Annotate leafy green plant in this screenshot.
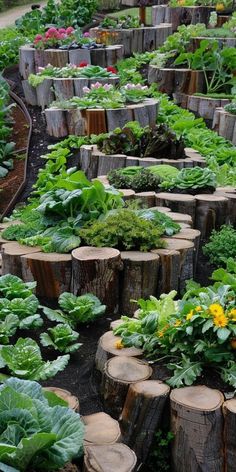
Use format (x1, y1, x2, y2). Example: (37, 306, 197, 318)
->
(108, 167, 161, 192)
(100, 14, 140, 29)
(147, 429, 174, 472)
(0, 377, 84, 471)
(80, 208, 166, 251)
(203, 225, 236, 267)
(0, 275, 36, 300)
(0, 294, 43, 330)
(161, 166, 216, 192)
(0, 77, 15, 179)
(224, 101, 236, 115)
(40, 324, 81, 353)
(43, 292, 106, 327)
(0, 338, 69, 381)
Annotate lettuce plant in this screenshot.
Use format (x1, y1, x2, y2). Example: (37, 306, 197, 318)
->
(0, 295, 43, 330)
(0, 275, 36, 300)
(0, 338, 69, 381)
(40, 324, 82, 353)
(0, 377, 84, 471)
(43, 293, 106, 327)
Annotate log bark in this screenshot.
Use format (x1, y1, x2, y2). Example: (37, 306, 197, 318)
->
(170, 385, 224, 472)
(22, 80, 37, 106)
(20, 252, 72, 299)
(156, 192, 196, 222)
(95, 331, 143, 373)
(172, 228, 200, 275)
(105, 45, 124, 65)
(151, 248, 180, 295)
(83, 444, 137, 472)
(53, 78, 75, 100)
(195, 195, 229, 240)
(169, 6, 213, 32)
(80, 145, 99, 180)
(106, 108, 133, 132)
(97, 154, 126, 177)
(102, 356, 152, 419)
(198, 97, 221, 120)
(1, 243, 41, 279)
(134, 191, 156, 208)
(66, 109, 85, 136)
(69, 48, 91, 65)
(86, 109, 107, 136)
(219, 112, 236, 142)
(187, 70, 206, 95)
(45, 108, 68, 138)
(161, 237, 195, 292)
(90, 48, 107, 68)
(83, 412, 121, 446)
(44, 49, 69, 68)
(148, 66, 175, 94)
(43, 387, 79, 411)
(120, 251, 160, 315)
(121, 380, 170, 463)
(19, 46, 35, 79)
(74, 78, 89, 97)
(71, 247, 122, 314)
(152, 5, 168, 25)
(223, 399, 236, 472)
(155, 23, 172, 48)
(36, 79, 54, 109)
(174, 69, 191, 94)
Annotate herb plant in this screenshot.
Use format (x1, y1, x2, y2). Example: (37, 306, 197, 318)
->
(40, 324, 81, 353)
(0, 377, 84, 471)
(203, 225, 236, 267)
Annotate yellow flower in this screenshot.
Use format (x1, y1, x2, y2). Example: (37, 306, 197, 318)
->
(195, 306, 202, 312)
(174, 320, 182, 327)
(216, 2, 225, 11)
(115, 340, 124, 350)
(228, 308, 236, 321)
(213, 314, 228, 328)
(209, 303, 224, 317)
(158, 330, 164, 338)
(186, 310, 194, 321)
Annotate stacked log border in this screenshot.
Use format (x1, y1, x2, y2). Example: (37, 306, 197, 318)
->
(44, 98, 159, 138)
(173, 93, 231, 120)
(89, 25, 172, 57)
(95, 329, 236, 471)
(148, 66, 206, 95)
(19, 44, 124, 79)
(152, 5, 214, 29)
(79, 144, 206, 180)
(212, 107, 236, 145)
(189, 36, 236, 52)
(22, 76, 120, 109)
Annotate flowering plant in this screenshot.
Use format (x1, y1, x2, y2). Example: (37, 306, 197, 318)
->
(33, 27, 95, 50)
(121, 83, 150, 103)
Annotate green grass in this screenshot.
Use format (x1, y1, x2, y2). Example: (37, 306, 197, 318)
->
(110, 7, 152, 25)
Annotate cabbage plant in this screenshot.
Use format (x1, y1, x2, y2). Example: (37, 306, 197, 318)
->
(40, 324, 82, 353)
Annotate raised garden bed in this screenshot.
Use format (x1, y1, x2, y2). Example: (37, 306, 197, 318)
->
(189, 36, 236, 52)
(89, 25, 172, 56)
(152, 5, 214, 30)
(44, 98, 159, 138)
(148, 66, 206, 95)
(19, 44, 124, 79)
(212, 107, 236, 144)
(174, 93, 231, 120)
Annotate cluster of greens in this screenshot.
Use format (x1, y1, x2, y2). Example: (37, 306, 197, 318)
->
(0, 377, 84, 472)
(0, 76, 15, 179)
(224, 101, 236, 115)
(107, 165, 179, 192)
(114, 259, 236, 388)
(161, 166, 217, 193)
(203, 225, 236, 267)
(100, 15, 140, 29)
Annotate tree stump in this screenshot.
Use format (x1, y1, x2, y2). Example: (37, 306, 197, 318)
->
(36, 79, 54, 109)
(223, 398, 236, 472)
(170, 385, 224, 472)
(95, 331, 143, 373)
(1, 243, 41, 279)
(134, 191, 156, 208)
(80, 145, 99, 180)
(119, 251, 160, 315)
(22, 80, 37, 106)
(152, 5, 170, 25)
(219, 112, 236, 142)
(86, 109, 107, 136)
(45, 108, 68, 138)
(53, 78, 74, 100)
(66, 109, 85, 136)
(161, 238, 194, 292)
(43, 387, 79, 411)
(83, 412, 121, 446)
(106, 108, 133, 132)
(97, 154, 126, 177)
(151, 248, 180, 295)
(120, 380, 170, 463)
(195, 195, 229, 240)
(102, 356, 152, 419)
(83, 444, 137, 472)
(71, 247, 122, 314)
(187, 70, 206, 95)
(69, 48, 91, 65)
(172, 228, 200, 274)
(156, 193, 196, 222)
(165, 211, 193, 226)
(148, 66, 175, 94)
(169, 6, 213, 32)
(44, 49, 69, 69)
(20, 252, 72, 299)
(19, 46, 35, 79)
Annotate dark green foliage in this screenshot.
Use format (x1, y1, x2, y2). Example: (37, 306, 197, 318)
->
(108, 168, 161, 192)
(203, 225, 236, 267)
(147, 430, 174, 472)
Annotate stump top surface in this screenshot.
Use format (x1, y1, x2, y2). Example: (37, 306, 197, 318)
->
(120, 189, 135, 197)
(167, 212, 192, 223)
(195, 194, 228, 202)
(21, 252, 72, 261)
(171, 385, 224, 411)
(217, 186, 236, 194)
(2, 242, 41, 256)
(162, 237, 194, 250)
(224, 398, 236, 413)
(72, 246, 120, 260)
(101, 331, 143, 356)
(156, 192, 196, 202)
(83, 412, 121, 445)
(106, 356, 152, 383)
(84, 443, 137, 472)
(135, 191, 156, 197)
(120, 251, 160, 262)
(152, 248, 180, 257)
(133, 380, 170, 397)
(150, 206, 171, 213)
(110, 319, 123, 329)
(43, 387, 79, 410)
(172, 228, 200, 240)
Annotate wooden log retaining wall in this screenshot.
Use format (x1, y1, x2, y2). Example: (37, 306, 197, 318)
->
(212, 107, 236, 145)
(174, 93, 231, 120)
(148, 66, 206, 95)
(19, 45, 124, 79)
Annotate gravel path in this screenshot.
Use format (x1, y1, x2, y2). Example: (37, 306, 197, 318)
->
(0, 1, 46, 28)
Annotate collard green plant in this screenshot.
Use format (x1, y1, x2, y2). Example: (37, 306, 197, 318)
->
(0, 338, 69, 381)
(43, 293, 106, 327)
(203, 225, 236, 267)
(0, 377, 84, 471)
(40, 324, 81, 353)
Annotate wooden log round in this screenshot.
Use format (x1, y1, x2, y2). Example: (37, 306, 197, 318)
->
(69, 48, 91, 65)
(187, 70, 206, 95)
(172, 228, 200, 274)
(1, 243, 41, 279)
(106, 107, 133, 132)
(120, 251, 160, 315)
(83, 412, 121, 447)
(165, 211, 193, 226)
(45, 108, 68, 138)
(195, 195, 229, 240)
(152, 5, 170, 25)
(223, 399, 236, 472)
(53, 78, 74, 100)
(134, 191, 156, 208)
(110, 319, 123, 330)
(225, 193, 236, 226)
(19, 46, 35, 79)
(44, 49, 69, 69)
(148, 66, 175, 94)
(151, 248, 180, 295)
(170, 385, 224, 472)
(20, 252, 72, 299)
(155, 192, 196, 221)
(161, 237, 195, 292)
(102, 356, 152, 419)
(86, 109, 107, 136)
(80, 145, 99, 180)
(169, 6, 214, 32)
(22, 81, 37, 106)
(43, 387, 79, 411)
(36, 79, 54, 110)
(66, 109, 85, 136)
(97, 154, 126, 177)
(155, 23, 172, 48)
(95, 331, 143, 373)
(71, 247, 122, 314)
(83, 444, 137, 472)
(219, 112, 236, 142)
(121, 380, 170, 463)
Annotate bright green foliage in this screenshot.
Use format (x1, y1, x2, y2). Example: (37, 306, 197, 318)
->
(80, 208, 166, 252)
(0, 294, 43, 332)
(108, 167, 161, 192)
(0, 275, 36, 300)
(28, 65, 118, 87)
(40, 324, 81, 353)
(161, 166, 217, 191)
(0, 338, 69, 381)
(0, 28, 32, 70)
(43, 293, 106, 327)
(100, 15, 140, 29)
(0, 377, 84, 471)
(137, 209, 180, 237)
(0, 77, 15, 179)
(224, 101, 236, 115)
(203, 225, 236, 267)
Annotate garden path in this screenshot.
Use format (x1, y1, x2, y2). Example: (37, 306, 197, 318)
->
(0, 1, 46, 28)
